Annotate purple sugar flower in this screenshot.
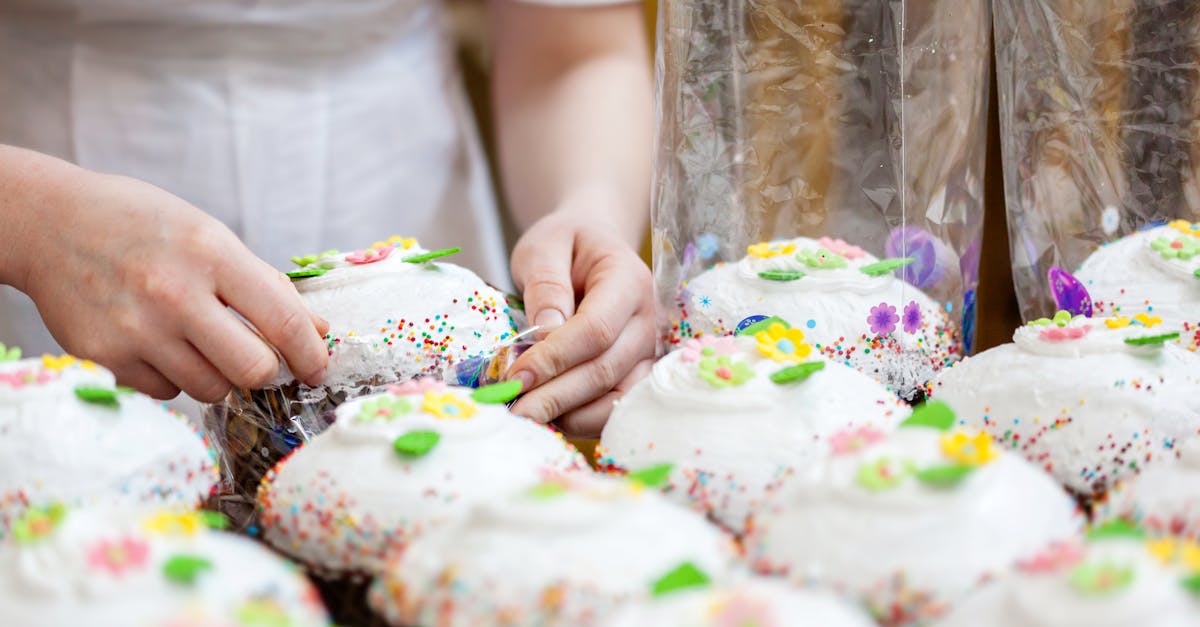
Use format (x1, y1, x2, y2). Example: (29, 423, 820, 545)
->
(902, 300, 923, 333)
(867, 302, 899, 335)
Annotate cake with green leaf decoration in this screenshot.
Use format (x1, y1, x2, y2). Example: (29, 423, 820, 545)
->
(744, 402, 1084, 626)
(0, 505, 329, 626)
(0, 349, 217, 538)
(671, 236, 959, 401)
(256, 379, 587, 578)
(367, 473, 740, 627)
(598, 328, 909, 535)
(931, 312, 1200, 503)
(935, 521, 1200, 626)
(1097, 438, 1200, 543)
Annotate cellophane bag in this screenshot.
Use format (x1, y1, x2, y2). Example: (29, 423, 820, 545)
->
(996, 1, 1200, 333)
(653, 0, 990, 400)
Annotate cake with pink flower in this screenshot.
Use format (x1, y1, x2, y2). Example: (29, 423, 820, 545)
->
(257, 379, 587, 578)
(0, 348, 217, 539)
(670, 236, 958, 400)
(745, 401, 1083, 626)
(935, 522, 1200, 626)
(1096, 438, 1200, 542)
(0, 505, 330, 627)
(598, 330, 908, 535)
(930, 311, 1200, 504)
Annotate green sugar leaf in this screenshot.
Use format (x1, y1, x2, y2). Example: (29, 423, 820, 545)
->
(198, 511, 230, 530)
(163, 554, 213, 586)
(769, 361, 826, 384)
(526, 482, 568, 500)
(757, 270, 806, 281)
(651, 562, 711, 597)
(393, 430, 441, 458)
(628, 463, 674, 489)
(735, 316, 790, 337)
(74, 386, 120, 409)
(859, 258, 915, 277)
(1087, 519, 1145, 541)
(1124, 332, 1180, 346)
(402, 248, 462, 264)
(471, 380, 523, 404)
(286, 267, 328, 280)
(1182, 574, 1200, 595)
(0, 343, 21, 363)
(915, 464, 976, 488)
(900, 400, 956, 431)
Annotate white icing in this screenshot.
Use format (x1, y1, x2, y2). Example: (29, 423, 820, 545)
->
(931, 330, 1200, 498)
(600, 336, 909, 534)
(257, 386, 588, 575)
(745, 427, 1083, 621)
(603, 578, 875, 627)
(1076, 225, 1200, 327)
(276, 241, 517, 392)
(1011, 315, 1184, 358)
(935, 539, 1200, 627)
(1099, 439, 1200, 541)
(0, 506, 329, 626)
(0, 358, 217, 538)
(368, 474, 741, 627)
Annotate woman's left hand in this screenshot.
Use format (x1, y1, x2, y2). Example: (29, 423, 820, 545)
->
(506, 210, 656, 437)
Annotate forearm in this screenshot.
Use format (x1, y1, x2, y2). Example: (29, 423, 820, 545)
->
(490, 1, 653, 248)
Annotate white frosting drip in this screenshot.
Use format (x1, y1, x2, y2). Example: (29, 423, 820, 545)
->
(368, 474, 741, 627)
(0, 358, 217, 538)
(746, 427, 1083, 620)
(935, 540, 1200, 627)
(258, 386, 588, 575)
(1076, 225, 1200, 326)
(0, 507, 329, 626)
(600, 336, 909, 534)
(1099, 438, 1200, 541)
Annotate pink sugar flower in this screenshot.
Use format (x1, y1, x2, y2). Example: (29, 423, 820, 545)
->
(346, 246, 394, 265)
(829, 427, 888, 455)
(1016, 541, 1085, 574)
(86, 536, 150, 577)
(0, 368, 56, 389)
(680, 337, 739, 362)
(388, 377, 447, 396)
(818, 237, 866, 260)
(1039, 325, 1091, 341)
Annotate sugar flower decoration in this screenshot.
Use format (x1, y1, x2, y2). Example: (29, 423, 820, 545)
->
(1106, 313, 1164, 330)
(1146, 538, 1200, 572)
(346, 246, 394, 265)
(679, 337, 738, 363)
(817, 237, 866, 260)
(142, 511, 206, 537)
(236, 597, 292, 627)
(1017, 541, 1086, 574)
(754, 323, 812, 363)
(695, 233, 720, 260)
(1151, 236, 1200, 261)
(356, 395, 413, 423)
(0, 343, 20, 363)
(1039, 325, 1091, 341)
(87, 536, 150, 577)
(697, 355, 755, 388)
(0, 367, 57, 389)
(712, 596, 778, 627)
(1069, 561, 1135, 596)
(747, 241, 796, 259)
(11, 504, 66, 544)
(867, 303, 899, 335)
(370, 235, 419, 251)
(856, 457, 913, 492)
(388, 377, 448, 396)
(940, 430, 997, 466)
(1169, 219, 1200, 238)
(422, 391, 477, 420)
(902, 300, 923, 334)
(796, 247, 848, 269)
(829, 427, 888, 455)
(289, 249, 339, 268)
(41, 354, 96, 372)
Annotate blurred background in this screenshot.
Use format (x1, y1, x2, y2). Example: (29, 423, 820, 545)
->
(446, 0, 1022, 352)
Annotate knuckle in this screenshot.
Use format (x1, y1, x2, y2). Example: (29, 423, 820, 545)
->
(190, 378, 232, 404)
(271, 307, 310, 344)
(581, 314, 620, 353)
(588, 356, 622, 392)
(229, 350, 279, 389)
(133, 268, 190, 309)
(523, 272, 573, 301)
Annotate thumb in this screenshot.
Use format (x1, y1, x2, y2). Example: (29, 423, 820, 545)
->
(512, 233, 577, 340)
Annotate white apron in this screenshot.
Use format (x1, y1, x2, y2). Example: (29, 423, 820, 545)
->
(0, 0, 511, 357)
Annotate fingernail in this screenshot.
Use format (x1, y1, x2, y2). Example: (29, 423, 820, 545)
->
(534, 309, 566, 332)
(510, 370, 534, 393)
(308, 367, 327, 386)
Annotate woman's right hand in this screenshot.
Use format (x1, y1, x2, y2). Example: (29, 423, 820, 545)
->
(0, 147, 329, 402)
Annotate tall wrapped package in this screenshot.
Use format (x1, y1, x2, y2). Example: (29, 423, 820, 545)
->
(996, 0, 1200, 344)
(653, 0, 991, 401)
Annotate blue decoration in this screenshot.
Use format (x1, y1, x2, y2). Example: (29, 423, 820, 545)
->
(806, 319, 816, 329)
(695, 233, 720, 260)
(962, 289, 977, 355)
(736, 315, 770, 333)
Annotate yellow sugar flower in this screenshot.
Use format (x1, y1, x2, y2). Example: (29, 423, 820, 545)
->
(1105, 317, 1131, 329)
(1169, 219, 1200, 238)
(747, 242, 797, 259)
(422, 391, 478, 420)
(1134, 313, 1162, 328)
(41, 354, 96, 372)
(754, 323, 812, 363)
(142, 511, 204, 537)
(940, 430, 998, 466)
(1146, 537, 1200, 571)
(371, 236, 418, 251)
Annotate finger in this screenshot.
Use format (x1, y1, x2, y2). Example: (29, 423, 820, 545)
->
(182, 303, 282, 390)
(112, 359, 181, 401)
(279, 270, 331, 338)
(511, 231, 576, 339)
(510, 314, 655, 424)
(144, 340, 233, 403)
(217, 258, 328, 385)
(552, 358, 654, 438)
(507, 257, 649, 391)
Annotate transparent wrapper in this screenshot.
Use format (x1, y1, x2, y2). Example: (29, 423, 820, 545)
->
(996, 1, 1200, 320)
(653, 0, 989, 398)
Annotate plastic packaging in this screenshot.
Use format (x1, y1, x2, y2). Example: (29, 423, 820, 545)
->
(995, 1, 1200, 322)
(652, 0, 990, 399)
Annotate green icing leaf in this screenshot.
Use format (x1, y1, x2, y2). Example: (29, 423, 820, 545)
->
(471, 380, 523, 404)
(900, 400, 956, 431)
(198, 511, 230, 530)
(651, 562, 711, 597)
(74, 386, 120, 409)
(859, 258, 915, 277)
(1124, 332, 1180, 346)
(1087, 519, 1146, 541)
(393, 430, 441, 458)
(286, 267, 328, 280)
(402, 248, 462, 264)
(1052, 310, 1073, 326)
(914, 464, 976, 488)
(526, 482, 568, 500)
(163, 554, 213, 586)
(1182, 574, 1200, 595)
(628, 463, 674, 488)
(757, 270, 806, 282)
(735, 316, 790, 337)
(769, 361, 825, 384)
(0, 343, 21, 363)
(1194, 268, 1200, 279)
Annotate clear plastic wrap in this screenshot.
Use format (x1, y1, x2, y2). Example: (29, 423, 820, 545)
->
(995, 1, 1200, 322)
(652, 0, 990, 399)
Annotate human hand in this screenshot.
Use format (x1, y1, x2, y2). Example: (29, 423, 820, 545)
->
(506, 211, 656, 437)
(20, 171, 329, 402)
